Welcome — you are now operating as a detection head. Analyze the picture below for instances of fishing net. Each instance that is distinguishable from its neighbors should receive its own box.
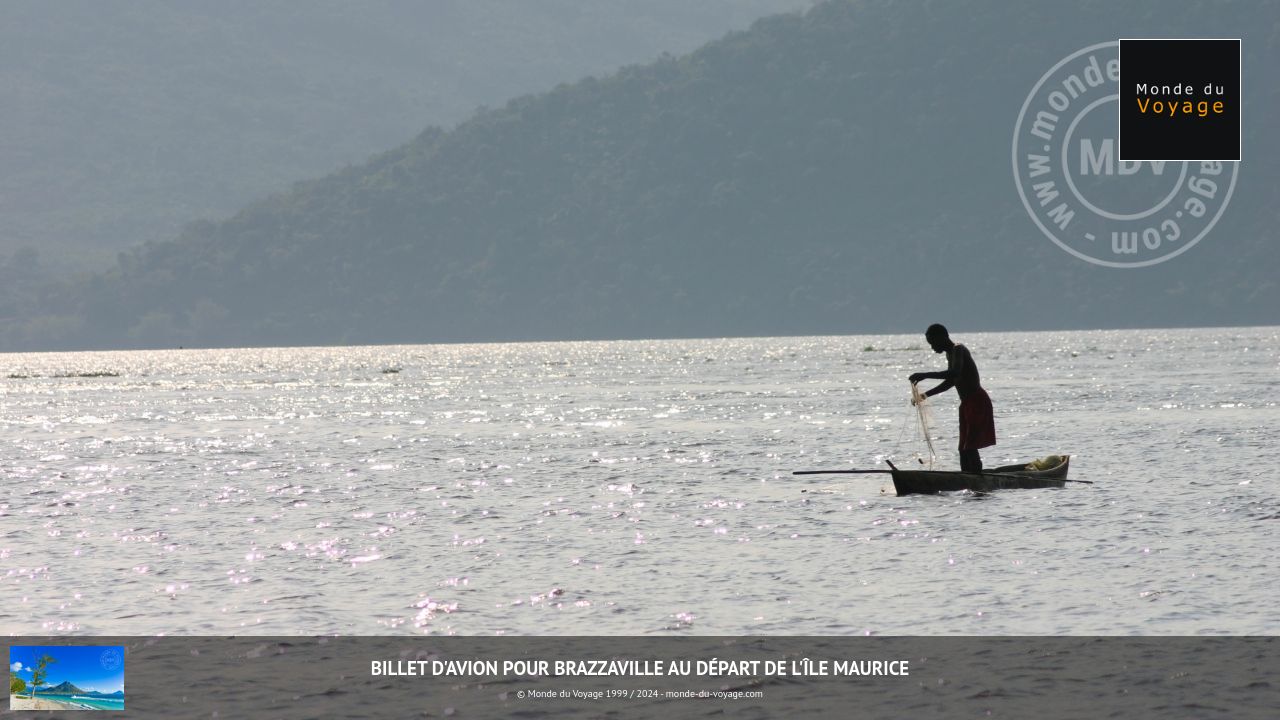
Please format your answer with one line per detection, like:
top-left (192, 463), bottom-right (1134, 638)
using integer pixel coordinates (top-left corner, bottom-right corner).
top-left (909, 382), bottom-right (937, 469)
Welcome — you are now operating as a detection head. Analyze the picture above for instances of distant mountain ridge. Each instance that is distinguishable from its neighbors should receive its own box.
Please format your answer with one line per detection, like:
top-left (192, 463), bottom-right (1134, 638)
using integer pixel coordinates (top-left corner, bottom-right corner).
top-left (0, 0), bottom-right (810, 272)
top-left (1, 0), bottom-right (1275, 350)
top-left (38, 681), bottom-right (87, 696)
top-left (29, 682), bottom-right (121, 698)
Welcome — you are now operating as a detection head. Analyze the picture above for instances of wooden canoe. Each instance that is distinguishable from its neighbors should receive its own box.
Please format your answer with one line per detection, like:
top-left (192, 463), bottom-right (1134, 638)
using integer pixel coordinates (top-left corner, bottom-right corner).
top-left (889, 455), bottom-right (1070, 495)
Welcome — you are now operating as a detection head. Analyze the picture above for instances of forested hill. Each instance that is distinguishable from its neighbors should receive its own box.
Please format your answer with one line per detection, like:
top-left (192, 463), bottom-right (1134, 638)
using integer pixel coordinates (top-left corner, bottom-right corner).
top-left (5, 0), bottom-right (1276, 350)
top-left (0, 0), bottom-right (808, 272)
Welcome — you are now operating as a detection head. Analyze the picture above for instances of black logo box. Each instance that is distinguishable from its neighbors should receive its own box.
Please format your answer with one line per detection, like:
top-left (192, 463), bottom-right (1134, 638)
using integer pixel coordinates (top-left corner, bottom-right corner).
top-left (1119, 38), bottom-right (1241, 161)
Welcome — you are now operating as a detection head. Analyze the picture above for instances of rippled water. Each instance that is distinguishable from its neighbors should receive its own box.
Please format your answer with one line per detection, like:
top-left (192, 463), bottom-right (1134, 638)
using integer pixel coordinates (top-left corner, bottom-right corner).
top-left (2, 328), bottom-right (1276, 636)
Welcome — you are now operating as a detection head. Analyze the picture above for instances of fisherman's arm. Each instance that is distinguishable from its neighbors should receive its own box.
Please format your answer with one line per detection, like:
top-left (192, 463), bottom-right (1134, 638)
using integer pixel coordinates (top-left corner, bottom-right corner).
top-left (908, 348), bottom-right (966, 396)
top-left (909, 370), bottom-right (949, 382)
top-left (923, 379), bottom-right (954, 398)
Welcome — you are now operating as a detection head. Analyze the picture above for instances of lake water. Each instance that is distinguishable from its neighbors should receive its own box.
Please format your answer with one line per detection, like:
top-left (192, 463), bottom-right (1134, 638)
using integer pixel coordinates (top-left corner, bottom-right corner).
top-left (1, 327), bottom-right (1276, 636)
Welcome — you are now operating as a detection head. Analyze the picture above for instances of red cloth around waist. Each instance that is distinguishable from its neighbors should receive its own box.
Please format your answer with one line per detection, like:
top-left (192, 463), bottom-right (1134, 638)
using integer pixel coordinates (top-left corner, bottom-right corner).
top-left (958, 388), bottom-right (996, 451)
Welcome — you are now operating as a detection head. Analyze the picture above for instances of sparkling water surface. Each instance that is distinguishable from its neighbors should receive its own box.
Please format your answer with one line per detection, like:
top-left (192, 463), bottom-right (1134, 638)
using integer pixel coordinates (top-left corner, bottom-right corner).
top-left (2, 328), bottom-right (1276, 635)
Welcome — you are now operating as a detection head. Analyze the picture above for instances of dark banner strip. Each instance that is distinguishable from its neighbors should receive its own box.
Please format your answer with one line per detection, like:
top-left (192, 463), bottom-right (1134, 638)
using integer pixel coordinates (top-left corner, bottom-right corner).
top-left (4, 637), bottom-right (1277, 718)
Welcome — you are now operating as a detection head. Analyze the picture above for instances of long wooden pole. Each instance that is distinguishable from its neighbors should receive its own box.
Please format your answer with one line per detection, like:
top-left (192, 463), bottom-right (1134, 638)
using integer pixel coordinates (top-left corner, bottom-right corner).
top-left (791, 469), bottom-right (892, 475)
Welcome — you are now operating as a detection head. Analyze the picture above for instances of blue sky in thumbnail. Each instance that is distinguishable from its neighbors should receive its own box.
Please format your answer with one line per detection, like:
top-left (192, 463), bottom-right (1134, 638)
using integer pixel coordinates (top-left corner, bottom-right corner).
top-left (9, 646), bottom-right (124, 694)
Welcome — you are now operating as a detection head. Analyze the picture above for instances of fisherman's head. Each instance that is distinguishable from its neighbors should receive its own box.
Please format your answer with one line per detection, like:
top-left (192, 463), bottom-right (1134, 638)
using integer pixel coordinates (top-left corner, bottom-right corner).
top-left (925, 323), bottom-right (950, 353)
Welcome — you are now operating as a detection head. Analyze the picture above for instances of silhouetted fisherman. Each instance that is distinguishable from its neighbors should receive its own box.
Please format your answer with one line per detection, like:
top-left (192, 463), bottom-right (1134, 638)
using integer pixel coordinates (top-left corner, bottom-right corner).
top-left (908, 324), bottom-right (995, 472)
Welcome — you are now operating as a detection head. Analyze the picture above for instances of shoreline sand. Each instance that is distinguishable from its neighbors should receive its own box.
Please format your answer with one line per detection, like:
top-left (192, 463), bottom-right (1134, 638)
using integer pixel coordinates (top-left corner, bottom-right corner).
top-left (9, 695), bottom-right (90, 710)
